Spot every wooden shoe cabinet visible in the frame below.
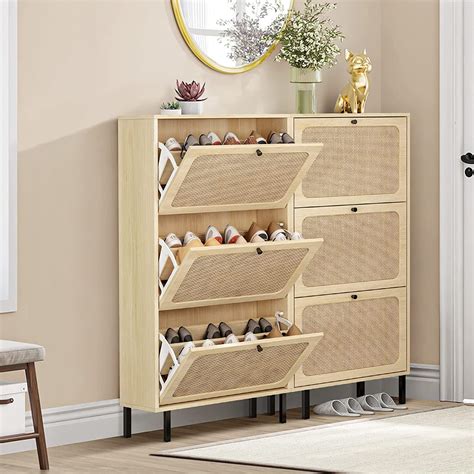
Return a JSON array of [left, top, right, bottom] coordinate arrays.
[[118, 113, 410, 441]]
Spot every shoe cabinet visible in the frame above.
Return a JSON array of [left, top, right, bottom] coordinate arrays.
[[118, 113, 409, 440]]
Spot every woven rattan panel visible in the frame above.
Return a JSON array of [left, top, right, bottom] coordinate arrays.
[[171, 152, 308, 208], [173, 342, 309, 397], [301, 126, 399, 198], [172, 248, 308, 303], [301, 212, 399, 288], [302, 298, 400, 375]]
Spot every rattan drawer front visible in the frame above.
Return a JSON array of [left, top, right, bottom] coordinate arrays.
[[160, 333, 323, 405], [294, 288, 407, 387], [295, 204, 406, 297], [159, 143, 322, 215], [294, 117, 407, 207], [160, 239, 323, 310]]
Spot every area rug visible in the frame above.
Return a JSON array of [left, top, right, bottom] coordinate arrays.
[[155, 406, 474, 473]]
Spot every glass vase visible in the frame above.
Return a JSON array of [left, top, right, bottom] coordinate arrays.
[[290, 67, 322, 114]]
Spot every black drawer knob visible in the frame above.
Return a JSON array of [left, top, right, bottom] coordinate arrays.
[[257, 344, 263, 352], [351, 294, 358, 300], [256, 247, 263, 255], [351, 119, 358, 124], [256, 149, 263, 156], [466, 167, 473, 178], [351, 207, 358, 212]]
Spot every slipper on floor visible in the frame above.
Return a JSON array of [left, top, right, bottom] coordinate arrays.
[[373, 392, 407, 410], [340, 397, 374, 415], [313, 400, 360, 417], [356, 394, 394, 412]]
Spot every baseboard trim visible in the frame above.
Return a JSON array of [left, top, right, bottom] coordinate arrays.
[[0, 364, 440, 455]]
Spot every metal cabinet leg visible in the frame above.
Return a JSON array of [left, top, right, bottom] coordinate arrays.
[[163, 411, 171, 442], [123, 407, 131, 438], [267, 395, 276, 415], [279, 394, 287, 423], [302, 390, 310, 419], [249, 398, 257, 418], [356, 381, 365, 398], [399, 375, 406, 404]]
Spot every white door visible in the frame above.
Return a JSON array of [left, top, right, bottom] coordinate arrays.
[[462, 0, 474, 403], [440, 0, 474, 403]]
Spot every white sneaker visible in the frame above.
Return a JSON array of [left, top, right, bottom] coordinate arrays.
[[164, 137, 182, 151], [272, 233, 287, 242], [178, 341, 195, 362], [205, 225, 223, 244], [244, 331, 257, 342], [202, 339, 215, 348], [224, 334, 239, 344], [165, 233, 182, 248], [183, 231, 201, 246], [285, 231, 303, 240], [224, 225, 241, 244]]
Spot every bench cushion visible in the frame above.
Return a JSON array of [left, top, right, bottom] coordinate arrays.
[[0, 340, 45, 366]]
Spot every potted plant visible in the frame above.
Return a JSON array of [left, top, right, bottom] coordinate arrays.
[[275, 1, 344, 113], [160, 101, 182, 116], [175, 80, 207, 115]]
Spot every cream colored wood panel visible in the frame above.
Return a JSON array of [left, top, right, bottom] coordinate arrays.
[[295, 203, 407, 297], [160, 239, 323, 310], [159, 143, 322, 215], [118, 118, 159, 411], [294, 288, 407, 387], [160, 333, 323, 405], [294, 116, 407, 207]]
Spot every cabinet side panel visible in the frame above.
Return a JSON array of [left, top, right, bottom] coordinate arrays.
[[119, 118, 158, 411]]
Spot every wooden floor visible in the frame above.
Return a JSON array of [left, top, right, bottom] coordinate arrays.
[[1, 399, 459, 473]]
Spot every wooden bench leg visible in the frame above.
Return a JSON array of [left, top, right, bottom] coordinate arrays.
[[25, 363, 49, 470]]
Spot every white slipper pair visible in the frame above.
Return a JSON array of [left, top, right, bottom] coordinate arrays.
[[313, 393, 407, 417]]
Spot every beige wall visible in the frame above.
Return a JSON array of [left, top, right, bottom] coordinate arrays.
[[0, 0, 438, 410]]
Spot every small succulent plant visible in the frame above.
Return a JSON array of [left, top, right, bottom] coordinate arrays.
[[175, 80, 207, 102], [160, 101, 181, 110]]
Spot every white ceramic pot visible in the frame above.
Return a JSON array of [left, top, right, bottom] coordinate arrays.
[[160, 108, 182, 116], [179, 101, 204, 115]]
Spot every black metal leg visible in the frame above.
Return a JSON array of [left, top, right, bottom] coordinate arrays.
[[356, 381, 365, 398], [279, 394, 287, 423], [123, 407, 131, 438], [267, 395, 276, 415], [163, 411, 171, 442], [249, 398, 257, 418], [302, 390, 310, 419], [399, 375, 406, 404]]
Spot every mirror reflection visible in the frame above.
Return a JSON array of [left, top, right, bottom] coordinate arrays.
[[174, 0, 292, 72]]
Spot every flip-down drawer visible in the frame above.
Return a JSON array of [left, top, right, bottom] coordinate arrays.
[[160, 239, 323, 310], [160, 333, 323, 405], [159, 143, 322, 215]]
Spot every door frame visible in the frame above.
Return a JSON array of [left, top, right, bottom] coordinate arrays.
[[439, 0, 471, 402]]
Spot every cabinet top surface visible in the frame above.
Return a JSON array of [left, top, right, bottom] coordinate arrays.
[[118, 113, 410, 121]]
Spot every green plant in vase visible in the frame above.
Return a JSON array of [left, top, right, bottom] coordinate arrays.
[[275, 1, 344, 113]]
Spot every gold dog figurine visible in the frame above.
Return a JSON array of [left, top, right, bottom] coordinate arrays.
[[334, 49, 372, 113]]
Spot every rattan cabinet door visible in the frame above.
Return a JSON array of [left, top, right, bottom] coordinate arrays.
[[160, 333, 323, 405], [294, 288, 407, 387], [295, 204, 406, 297], [294, 116, 407, 207]]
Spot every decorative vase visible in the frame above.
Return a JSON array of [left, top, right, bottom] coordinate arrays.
[[290, 67, 322, 114], [160, 108, 182, 116], [179, 101, 204, 115]]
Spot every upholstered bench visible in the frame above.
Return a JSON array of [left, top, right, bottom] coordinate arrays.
[[0, 340, 49, 470]]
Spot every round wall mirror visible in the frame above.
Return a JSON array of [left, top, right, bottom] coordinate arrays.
[[171, 0, 293, 74]]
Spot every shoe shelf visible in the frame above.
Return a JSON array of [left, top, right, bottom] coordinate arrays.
[[159, 332, 323, 406], [158, 143, 322, 215], [159, 238, 323, 311]]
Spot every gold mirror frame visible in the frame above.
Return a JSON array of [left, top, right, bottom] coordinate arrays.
[[171, 0, 293, 74]]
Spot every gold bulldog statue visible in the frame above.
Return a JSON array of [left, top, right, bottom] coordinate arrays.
[[334, 49, 372, 113]]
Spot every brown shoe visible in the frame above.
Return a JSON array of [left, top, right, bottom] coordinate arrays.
[[246, 222, 269, 243], [244, 134, 257, 144], [287, 324, 303, 336], [267, 325, 282, 338], [267, 221, 286, 241], [250, 130, 267, 144], [223, 132, 240, 145]]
